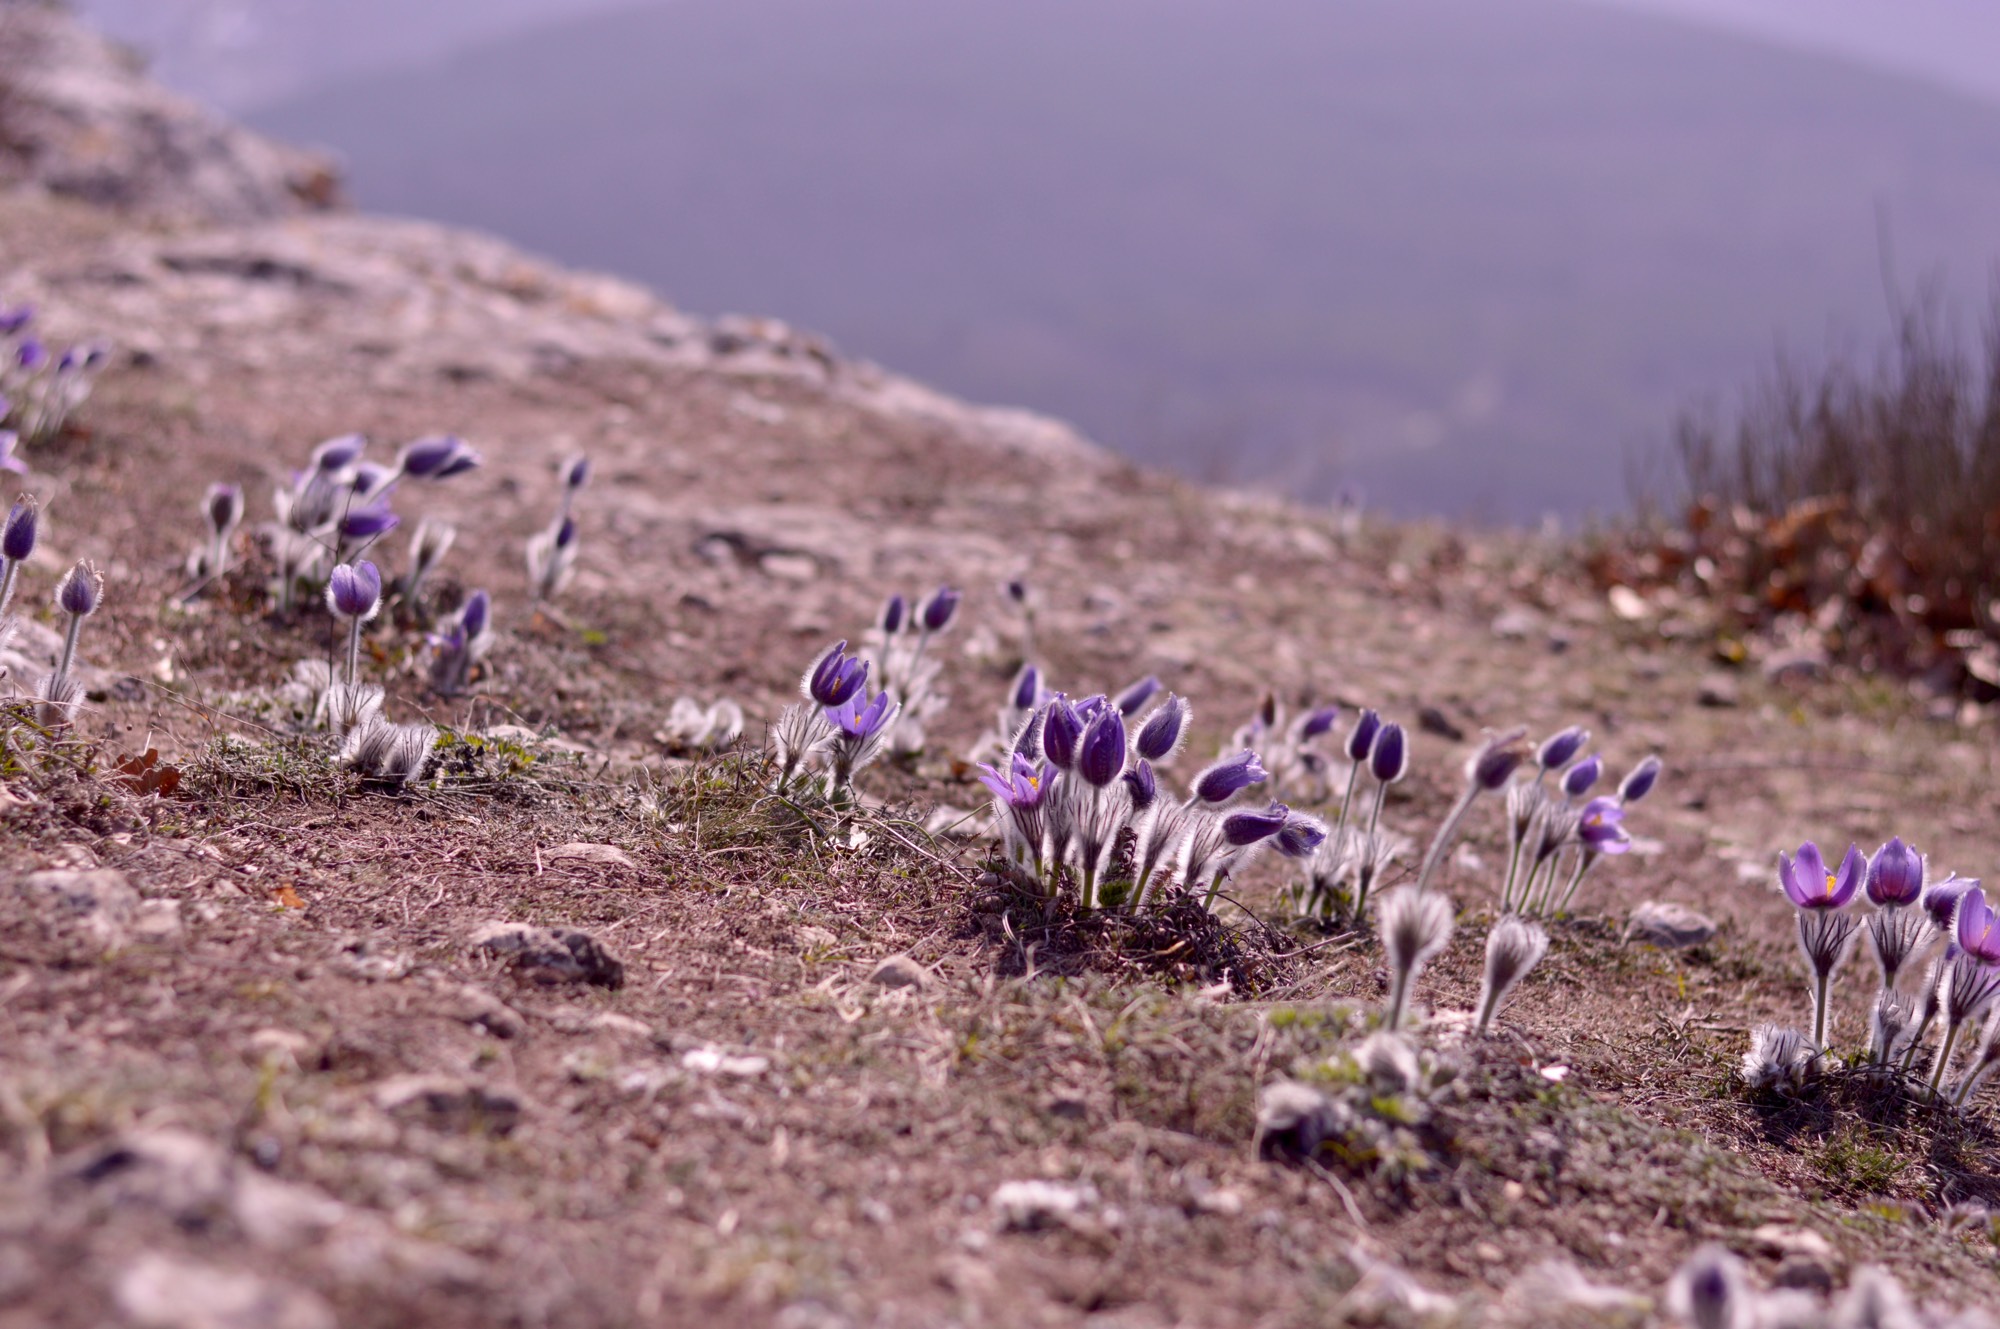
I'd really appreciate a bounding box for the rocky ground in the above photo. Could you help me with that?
[0,7,1996,1327]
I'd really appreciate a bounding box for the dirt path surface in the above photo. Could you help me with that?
[1,12,1997,1328]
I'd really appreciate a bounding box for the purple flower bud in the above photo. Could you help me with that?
[55,560,101,617]
[554,515,578,550]
[1010,663,1041,711]
[15,339,45,371]
[327,560,383,619]
[460,588,490,640]
[1114,675,1161,716]
[1369,722,1409,784]
[204,482,243,536]
[339,502,399,541]
[1345,708,1382,763]
[1123,760,1158,810]
[0,305,32,335]
[1041,697,1083,769]
[1466,726,1530,791]
[2,496,36,562]
[806,640,869,708]
[1922,875,1980,934]
[398,434,481,479]
[1222,801,1291,847]
[1135,695,1189,762]
[1275,811,1330,858]
[1005,578,1028,603]
[310,434,366,472]
[1618,755,1662,804]
[563,454,591,490]
[921,585,960,633]
[349,461,397,501]
[1193,750,1268,803]
[1958,888,2000,964]
[1537,726,1590,771]
[1561,754,1602,800]
[1076,708,1128,787]
[56,346,83,373]
[880,593,907,635]
[1866,837,1924,908]
[1074,694,1108,723]
[1298,704,1341,740]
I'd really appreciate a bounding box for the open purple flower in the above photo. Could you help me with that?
[1222,801,1291,847]
[1866,837,1924,908]
[828,688,894,740]
[1041,697,1083,769]
[398,434,481,479]
[920,585,960,633]
[1577,797,1630,855]
[1959,888,2000,964]
[1193,750,1268,803]
[1779,841,1863,909]
[1076,708,1128,788]
[978,752,1046,809]
[1114,675,1161,716]
[805,640,868,708]
[1135,695,1189,761]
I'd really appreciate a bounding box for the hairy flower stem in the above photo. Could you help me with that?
[1414,785,1479,896]
[1499,837,1526,913]
[1930,1020,1965,1098]
[54,611,83,684]
[1553,850,1597,916]
[1385,969,1415,1032]
[344,617,363,687]
[1202,870,1227,911]
[1811,974,1831,1051]
[0,561,19,617]
[1332,760,1362,845]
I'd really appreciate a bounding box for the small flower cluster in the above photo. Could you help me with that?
[322,559,436,786]
[1750,835,2000,1105]
[978,681,1325,912]
[525,454,588,602]
[0,302,109,450]
[861,586,959,753]
[1495,728,1657,919]
[255,432,479,612]
[770,638,905,809]
[0,493,105,729]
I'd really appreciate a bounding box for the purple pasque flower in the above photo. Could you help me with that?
[1368,722,1409,784]
[805,640,869,708]
[1345,708,1381,763]
[326,560,383,620]
[205,482,244,536]
[339,501,399,542]
[1,495,34,562]
[828,687,894,740]
[1958,888,2000,964]
[1123,759,1158,810]
[1135,694,1189,761]
[310,434,366,473]
[1537,725,1590,772]
[880,593,907,635]
[1114,674,1161,716]
[1921,874,1980,933]
[1192,749,1268,803]
[0,304,32,335]
[398,434,481,479]
[563,454,591,490]
[1618,755,1663,804]
[1466,726,1530,791]
[1297,704,1341,741]
[1010,663,1041,711]
[55,560,102,617]
[978,752,1046,808]
[1866,837,1924,908]
[1561,754,1603,800]
[1222,800,1292,847]
[1041,696,1084,769]
[15,339,45,371]
[1576,796,1630,855]
[459,587,490,640]
[1076,708,1129,787]
[920,585,960,633]
[1778,841,1863,910]
[1274,809,1330,859]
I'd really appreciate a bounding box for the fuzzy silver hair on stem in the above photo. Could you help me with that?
[1475,915,1549,1035]
[341,718,437,788]
[1414,726,1528,896]
[185,482,243,587]
[1740,1025,1813,1093]
[36,559,102,728]
[1951,1006,2000,1107]
[1378,887,1453,1032]
[1869,987,1918,1066]
[526,515,579,603]
[403,517,456,607]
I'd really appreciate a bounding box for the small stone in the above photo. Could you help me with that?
[546,841,637,868]
[1772,1256,1834,1294]
[131,898,185,941]
[1697,674,1740,708]
[439,983,525,1039]
[1492,607,1539,640]
[65,1130,231,1223]
[470,921,625,988]
[760,552,820,582]
[115,1253,335,1329]
[1608,585,1651,622]
[1625,901,1718,949]
[372,1076,523,1136]
[17,868,138,940]
[681,1046,770,1077]
[866,955,930,990]
[991,1179,1095,1231]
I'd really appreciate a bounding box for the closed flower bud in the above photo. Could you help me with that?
[204,483,244,539]
[562,454,591,490]
[1617,754,1662,804]
[1135,694,1189,762]
[1221,800,1290,846]
[920,585,960,632]
[460,588,491,641]
[1010,663,1041,711]
[1076,708,1129,787]
[1866,837,1924,908]
[326,560,383,620]
[1274,810,1329,859]
[1192,750,1268,803]
[1041,697,1083,769]
[1560,753,1602,799]
[1466,726,1530,791]
[1123,760,1158,810]
[55,560,102,617]
[339,502,399,541]
[2,495,37,562]
[398,434,481,479]
[1114,674,1161,716]
[1345,708,1381,763]
[1297,704,1340,741]
[880,593,907,635]
[1536,725,1590,772]
[310,433,366,473]
[1368,722,1409,783]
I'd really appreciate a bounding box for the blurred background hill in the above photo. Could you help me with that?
[73,0,2000,520]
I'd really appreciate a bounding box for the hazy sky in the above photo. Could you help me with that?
[75,0,2000,110]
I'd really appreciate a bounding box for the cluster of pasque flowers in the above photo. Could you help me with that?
[0,301,109,454]
[768,587,960,811]
[976,675,1327,911]
[1746,836,2000,1106]
[320,559,438,786]
[859,586,962,755]
[0,494,106,730]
